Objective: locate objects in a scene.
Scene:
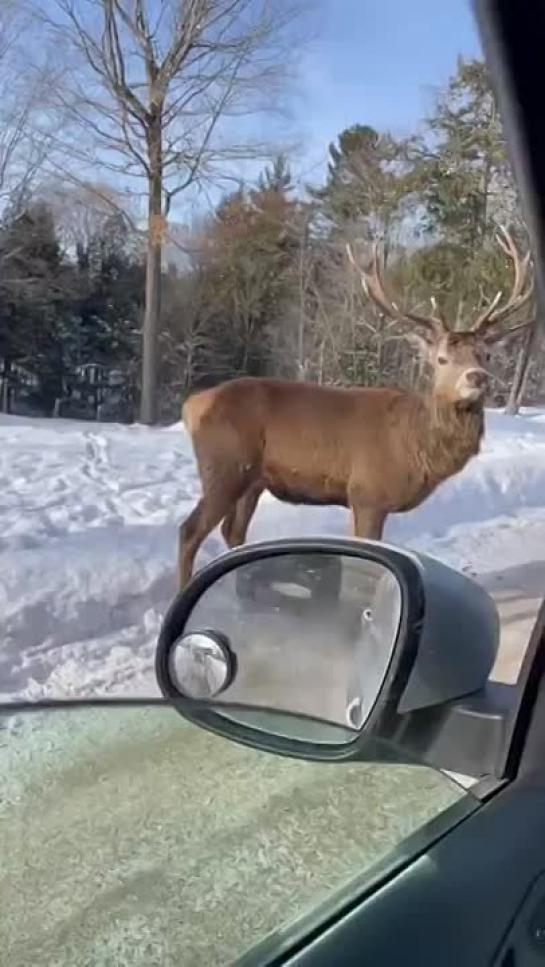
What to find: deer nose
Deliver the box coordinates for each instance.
[465,369,488,389]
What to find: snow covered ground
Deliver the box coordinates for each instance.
[1,407,545,702]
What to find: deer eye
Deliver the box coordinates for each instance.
[437,355,448,365]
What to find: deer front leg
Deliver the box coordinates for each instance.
[349,502,387,541]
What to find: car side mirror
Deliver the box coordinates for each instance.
[156,539,506,778]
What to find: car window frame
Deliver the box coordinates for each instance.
[234,791,478,967]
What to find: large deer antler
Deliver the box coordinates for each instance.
[346,242,447,339]
[473,226,534,336]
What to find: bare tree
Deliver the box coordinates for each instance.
[505,320,538,415]
[38,180,139,258]
[0,2,58,208]
[39,0,303,423]
[0,0,62,395]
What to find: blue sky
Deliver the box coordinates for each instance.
[288,0,482,184]
[187,0,483,214]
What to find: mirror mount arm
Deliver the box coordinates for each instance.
[365,682,515,780]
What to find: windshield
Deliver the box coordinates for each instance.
[0,0,544,963]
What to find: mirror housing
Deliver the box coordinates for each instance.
[156,539,504,778]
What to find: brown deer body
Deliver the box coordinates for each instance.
[178,229,533,587]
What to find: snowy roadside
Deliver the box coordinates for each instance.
[1,407,545,701]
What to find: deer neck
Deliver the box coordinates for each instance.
[417,392,485,484]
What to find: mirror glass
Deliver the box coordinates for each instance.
[180,552,403,744]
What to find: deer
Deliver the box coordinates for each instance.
[178,227,533,588]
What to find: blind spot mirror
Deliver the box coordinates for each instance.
[169,630,235,700]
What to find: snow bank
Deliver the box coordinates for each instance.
[2,407,545,701]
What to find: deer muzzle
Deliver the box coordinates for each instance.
[458,368,489,401]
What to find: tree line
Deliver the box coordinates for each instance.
[0,0,540,423]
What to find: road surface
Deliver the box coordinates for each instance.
[482,561,544,684]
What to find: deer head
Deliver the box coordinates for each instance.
[347,227,534,407]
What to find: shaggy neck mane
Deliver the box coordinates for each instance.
[413,392,485,484]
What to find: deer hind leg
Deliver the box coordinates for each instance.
[178,479,249,590]
[350,503,387,541]
[221,482,263,549]
[179,416,262,588]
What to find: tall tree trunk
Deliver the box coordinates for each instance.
[296,214,310,380]
[1,357,11,413]
[505,323,536,415]
[296,254,305,379]
[140,124,163,425]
